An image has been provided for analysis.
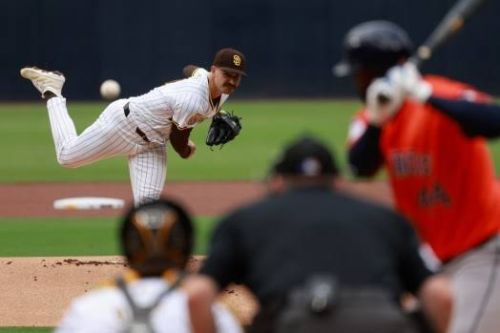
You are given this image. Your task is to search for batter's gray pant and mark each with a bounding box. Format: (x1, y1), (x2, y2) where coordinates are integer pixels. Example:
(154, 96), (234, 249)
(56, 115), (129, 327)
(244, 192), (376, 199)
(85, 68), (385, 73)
(443, 234), (500, 333)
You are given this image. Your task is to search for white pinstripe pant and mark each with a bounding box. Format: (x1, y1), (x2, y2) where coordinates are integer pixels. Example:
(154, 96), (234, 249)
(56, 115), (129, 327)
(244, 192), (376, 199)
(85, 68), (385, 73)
(46, 97), (166, 205)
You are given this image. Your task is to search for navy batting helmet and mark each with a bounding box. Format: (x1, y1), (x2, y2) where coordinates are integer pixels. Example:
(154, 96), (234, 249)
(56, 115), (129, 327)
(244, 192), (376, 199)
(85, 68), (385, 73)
(121, 198), (193, 276)
(333, 21), (413, 77)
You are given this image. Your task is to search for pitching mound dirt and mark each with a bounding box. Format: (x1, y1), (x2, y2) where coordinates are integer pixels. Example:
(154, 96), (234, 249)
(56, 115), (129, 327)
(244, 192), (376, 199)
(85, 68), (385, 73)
(0, 256), (257, 327)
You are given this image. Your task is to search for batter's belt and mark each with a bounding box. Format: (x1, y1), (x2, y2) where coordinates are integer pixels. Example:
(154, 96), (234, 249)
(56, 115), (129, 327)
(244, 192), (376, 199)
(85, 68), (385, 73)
(442, 232), (500, 265)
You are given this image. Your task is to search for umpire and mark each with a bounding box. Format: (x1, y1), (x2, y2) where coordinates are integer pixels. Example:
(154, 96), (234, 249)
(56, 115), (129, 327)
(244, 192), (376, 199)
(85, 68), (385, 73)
(186, 135), (451, 333)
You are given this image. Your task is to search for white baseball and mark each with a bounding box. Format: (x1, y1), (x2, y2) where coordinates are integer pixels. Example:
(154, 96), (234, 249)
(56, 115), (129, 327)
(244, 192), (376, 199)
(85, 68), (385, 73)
(100, 79), (121, 100)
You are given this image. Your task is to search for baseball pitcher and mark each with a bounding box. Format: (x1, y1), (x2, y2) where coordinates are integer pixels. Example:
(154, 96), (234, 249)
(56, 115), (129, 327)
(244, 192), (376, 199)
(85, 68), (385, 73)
(20, 48), (245, 205)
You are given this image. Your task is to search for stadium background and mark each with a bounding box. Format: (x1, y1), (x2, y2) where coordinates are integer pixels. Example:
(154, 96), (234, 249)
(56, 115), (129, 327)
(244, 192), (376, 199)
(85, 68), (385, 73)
(3, 0), (500, 100)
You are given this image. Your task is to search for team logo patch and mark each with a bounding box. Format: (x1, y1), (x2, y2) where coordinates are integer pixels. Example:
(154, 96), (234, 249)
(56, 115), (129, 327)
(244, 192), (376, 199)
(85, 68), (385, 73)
(233, 55), (242, 67)
(391, 152), (432, 177)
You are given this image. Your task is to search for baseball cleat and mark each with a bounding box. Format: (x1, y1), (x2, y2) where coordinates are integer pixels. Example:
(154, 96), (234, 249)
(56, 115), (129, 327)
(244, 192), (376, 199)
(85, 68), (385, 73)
(20, 67), (65, 99)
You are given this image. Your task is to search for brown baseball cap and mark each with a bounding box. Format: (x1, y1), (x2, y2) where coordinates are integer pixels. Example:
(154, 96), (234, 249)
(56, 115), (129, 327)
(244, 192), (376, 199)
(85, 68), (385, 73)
(212, 48), (247, 76)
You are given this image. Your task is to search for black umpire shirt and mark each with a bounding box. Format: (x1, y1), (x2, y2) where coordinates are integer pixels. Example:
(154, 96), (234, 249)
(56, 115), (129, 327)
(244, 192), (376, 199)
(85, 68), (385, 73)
(201, 185), (432, 307)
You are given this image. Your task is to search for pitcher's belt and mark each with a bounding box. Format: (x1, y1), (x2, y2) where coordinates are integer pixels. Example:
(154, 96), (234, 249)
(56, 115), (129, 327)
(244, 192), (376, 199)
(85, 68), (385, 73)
(123, 102), (150, 143)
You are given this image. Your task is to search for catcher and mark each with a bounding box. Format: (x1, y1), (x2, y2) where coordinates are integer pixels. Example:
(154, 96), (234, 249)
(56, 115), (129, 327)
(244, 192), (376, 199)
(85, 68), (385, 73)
(55, 197), (242, 333)
(20, 48), (245, 206)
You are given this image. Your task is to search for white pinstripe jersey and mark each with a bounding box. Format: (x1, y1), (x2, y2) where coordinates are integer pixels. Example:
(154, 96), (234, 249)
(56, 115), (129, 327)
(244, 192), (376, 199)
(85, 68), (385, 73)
(127, 69), (228, 143)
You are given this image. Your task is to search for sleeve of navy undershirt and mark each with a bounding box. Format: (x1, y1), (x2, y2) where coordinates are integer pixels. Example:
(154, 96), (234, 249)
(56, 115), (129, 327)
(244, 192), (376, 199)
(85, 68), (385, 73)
(396, 216), (434, 294)
(428, 97), (500, 139)
(348, 125), (384, 177)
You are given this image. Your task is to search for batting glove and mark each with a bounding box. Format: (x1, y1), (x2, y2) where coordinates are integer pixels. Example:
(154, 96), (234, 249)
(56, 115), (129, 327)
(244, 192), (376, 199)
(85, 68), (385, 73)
(366, 77), (405, 126)
(387, 62), (433, 103)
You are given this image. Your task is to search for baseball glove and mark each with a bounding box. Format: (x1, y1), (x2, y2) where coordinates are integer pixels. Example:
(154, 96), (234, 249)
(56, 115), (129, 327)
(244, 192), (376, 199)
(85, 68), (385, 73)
(206, 110), (242, 148)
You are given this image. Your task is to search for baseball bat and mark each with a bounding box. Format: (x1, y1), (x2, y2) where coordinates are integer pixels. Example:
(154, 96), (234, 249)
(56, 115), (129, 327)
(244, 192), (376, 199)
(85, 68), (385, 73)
(410, 0), (488, 67)
(377, 0), (487, 104)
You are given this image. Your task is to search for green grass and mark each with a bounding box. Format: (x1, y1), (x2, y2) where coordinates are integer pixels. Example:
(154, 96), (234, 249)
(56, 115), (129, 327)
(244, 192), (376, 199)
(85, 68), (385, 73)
(0, 217), (217, 256)
(0, 100), (359, 182)
(3, 99), (500, 182)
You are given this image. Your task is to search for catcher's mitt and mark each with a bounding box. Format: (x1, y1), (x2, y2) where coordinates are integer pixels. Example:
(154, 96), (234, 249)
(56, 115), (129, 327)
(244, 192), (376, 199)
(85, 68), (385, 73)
(206, 110), (242, 148)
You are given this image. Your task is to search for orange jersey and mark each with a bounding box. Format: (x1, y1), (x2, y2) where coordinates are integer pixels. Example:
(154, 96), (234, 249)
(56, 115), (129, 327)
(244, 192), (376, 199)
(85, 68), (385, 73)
(350, 76), (500, 261)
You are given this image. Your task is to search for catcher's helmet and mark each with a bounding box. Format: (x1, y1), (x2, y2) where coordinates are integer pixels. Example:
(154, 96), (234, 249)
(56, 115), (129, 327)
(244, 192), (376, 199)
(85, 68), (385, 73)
(333, 21), (413, 77)
(121, 198), (193, 276)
